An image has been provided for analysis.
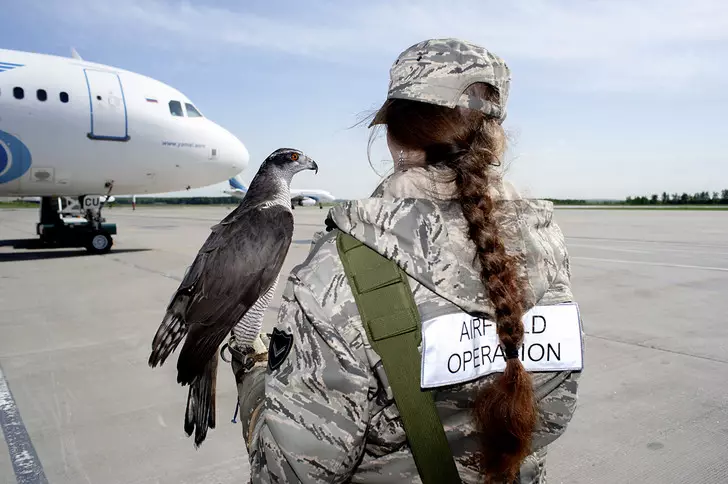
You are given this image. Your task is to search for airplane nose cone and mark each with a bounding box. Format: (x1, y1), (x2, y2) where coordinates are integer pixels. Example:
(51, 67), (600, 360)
(214, 129), (249, 180)
(196, 121), (250, 187)
(233, 137), (250, 171)
(225, 134), (249, 175)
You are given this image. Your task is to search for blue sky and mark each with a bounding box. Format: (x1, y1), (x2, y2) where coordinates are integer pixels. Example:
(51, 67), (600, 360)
(2, 0), (727, 200)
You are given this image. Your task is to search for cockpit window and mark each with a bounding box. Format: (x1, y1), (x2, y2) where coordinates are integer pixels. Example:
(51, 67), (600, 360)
(169, 100), (184, 117)
(185, 103), (202, 118)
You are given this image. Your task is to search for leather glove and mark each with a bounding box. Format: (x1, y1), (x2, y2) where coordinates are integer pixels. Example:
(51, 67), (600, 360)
(226, 335), (268, 449)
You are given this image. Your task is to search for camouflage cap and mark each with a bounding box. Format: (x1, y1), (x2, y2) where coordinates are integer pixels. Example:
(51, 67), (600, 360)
(371, 38), (511, 126)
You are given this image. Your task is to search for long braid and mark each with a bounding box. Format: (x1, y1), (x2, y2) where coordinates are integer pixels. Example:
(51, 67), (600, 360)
(372, 82), (537, 482)
(447, 122), (537, 482)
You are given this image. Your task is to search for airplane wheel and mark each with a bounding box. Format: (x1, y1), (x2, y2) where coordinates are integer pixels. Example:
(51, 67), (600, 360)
(86, 231), (113, 254)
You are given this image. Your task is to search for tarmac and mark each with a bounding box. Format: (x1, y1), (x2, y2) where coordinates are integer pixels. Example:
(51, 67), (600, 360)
(1, 204), (727, 483)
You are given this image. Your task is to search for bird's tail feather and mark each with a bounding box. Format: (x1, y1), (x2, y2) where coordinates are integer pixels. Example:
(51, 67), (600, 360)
(148, 297), (189, 368)
(184, 355), (218, 448)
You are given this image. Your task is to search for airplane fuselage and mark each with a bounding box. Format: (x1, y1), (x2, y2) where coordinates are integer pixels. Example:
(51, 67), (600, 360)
(0, 48), (248, 197)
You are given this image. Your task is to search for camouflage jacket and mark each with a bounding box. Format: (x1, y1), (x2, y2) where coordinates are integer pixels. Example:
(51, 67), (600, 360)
(247, 167), (581, 483)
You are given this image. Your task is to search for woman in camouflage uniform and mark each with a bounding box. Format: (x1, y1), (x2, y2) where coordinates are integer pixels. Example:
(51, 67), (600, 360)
(232, 38), (582, 483)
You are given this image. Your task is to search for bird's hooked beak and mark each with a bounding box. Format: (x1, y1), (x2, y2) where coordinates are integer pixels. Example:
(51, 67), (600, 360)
(305, 155), (318, 174)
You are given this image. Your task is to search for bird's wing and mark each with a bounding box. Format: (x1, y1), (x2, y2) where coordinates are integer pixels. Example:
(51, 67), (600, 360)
(148, 249), (210, 368)
(148, 214), (242, 368)
(175, 205), (294, 384)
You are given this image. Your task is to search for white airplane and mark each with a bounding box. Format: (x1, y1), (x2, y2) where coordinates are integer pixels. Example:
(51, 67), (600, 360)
(0, 47), (249, 253)
(224, 175), (337, 209)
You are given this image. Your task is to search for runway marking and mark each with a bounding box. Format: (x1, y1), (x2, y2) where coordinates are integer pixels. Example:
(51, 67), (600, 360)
(568, 243), (652, 254)
(0, 365), (48, 484)
(587, 334), (728, 365)
(569, 242), (728, 257)
(567, 235), (728, 250)
(572, 256), (728, 273)
(107, 256), (182, 282)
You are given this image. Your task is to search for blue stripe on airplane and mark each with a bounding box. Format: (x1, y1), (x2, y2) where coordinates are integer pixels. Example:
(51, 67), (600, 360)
(0, 63), (24, 73)
(228, 177), (247, 191)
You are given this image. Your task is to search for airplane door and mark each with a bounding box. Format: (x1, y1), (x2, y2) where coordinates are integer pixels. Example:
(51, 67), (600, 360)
(83, 69), (130, 141)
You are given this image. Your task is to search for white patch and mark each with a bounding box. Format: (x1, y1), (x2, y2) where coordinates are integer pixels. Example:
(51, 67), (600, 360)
(233, 276), (279, 348)
(0, 368), (14, 412)
(263, 178), (292, 209)
(421, 303), (583, 389)
(14, 450), (33, 469)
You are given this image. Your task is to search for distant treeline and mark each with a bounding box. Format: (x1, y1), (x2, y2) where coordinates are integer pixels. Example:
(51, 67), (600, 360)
(112, 197), (340, 206)
(110, 190), (728, 206)
(114, 197), (240, 205)
(624, 190), (728, 205)
(8, 190), (727, 208)
(544, 190), (728, 206)
(544, 199), (590, 205)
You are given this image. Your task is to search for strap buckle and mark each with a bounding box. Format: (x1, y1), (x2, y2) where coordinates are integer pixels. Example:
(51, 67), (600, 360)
(221, 342), (266, 372)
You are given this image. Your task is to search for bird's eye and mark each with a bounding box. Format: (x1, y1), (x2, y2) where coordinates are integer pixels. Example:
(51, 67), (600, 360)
(291, 153), (299, 161)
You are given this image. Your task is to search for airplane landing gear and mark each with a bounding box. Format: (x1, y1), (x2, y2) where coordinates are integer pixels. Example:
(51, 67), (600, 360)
(36, 195), (117, 254)
(81, 194), (114, 254)
(87, 231), (113, 254)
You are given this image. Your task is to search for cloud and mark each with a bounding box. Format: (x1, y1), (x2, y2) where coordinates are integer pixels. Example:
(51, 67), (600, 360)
(33, 0), (728, 93)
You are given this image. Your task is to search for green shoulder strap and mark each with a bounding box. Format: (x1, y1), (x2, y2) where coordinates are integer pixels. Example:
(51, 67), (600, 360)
(336, 231), (461, 484)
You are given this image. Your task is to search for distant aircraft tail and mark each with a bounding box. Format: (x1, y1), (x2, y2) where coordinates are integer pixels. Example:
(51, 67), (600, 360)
(228, 176), (247, 192)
